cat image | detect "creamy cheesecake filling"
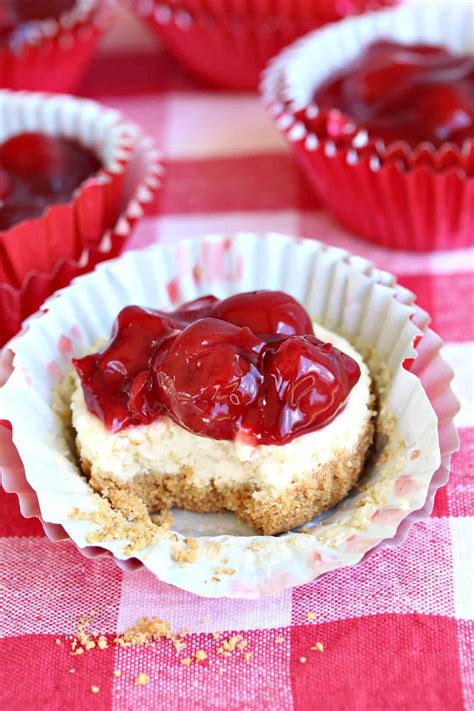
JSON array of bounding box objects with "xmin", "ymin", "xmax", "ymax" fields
[{"xmin": 71, "ymin": 324, "xmax": 373, "ymax": 496}]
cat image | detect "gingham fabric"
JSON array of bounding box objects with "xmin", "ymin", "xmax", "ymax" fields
[{"xmin": 1, "ymin": 9, "xmax": 473, "ymax": 711}]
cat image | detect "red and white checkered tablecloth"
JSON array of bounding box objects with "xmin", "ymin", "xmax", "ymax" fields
[{"xmin": 1, "ymin": 9, "xmax": 473, "ymax": 710}]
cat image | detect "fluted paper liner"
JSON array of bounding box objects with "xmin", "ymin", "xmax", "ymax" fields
[
  {"xmin": 130, "ymin": 0, "xmax": 397, "ymax": 91},
  {"xmin": 0, "ymin": 233, "xmax": 459, "ymax": 597},
  {"xmin": 261, "ymin": 0, "xmax": 474, "ymax": 250},
  {"xmin": 0, "ymin": 0, "xmax": 115, "ymax": 92},
  {"xmin": 0, "ymin": 90, "xmax": 163, "ymax": 344}
]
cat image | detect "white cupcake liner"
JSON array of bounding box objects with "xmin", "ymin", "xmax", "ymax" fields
[
  {"xmin": 261, "ymin": 0, "xmax": 474, "ymax": 250},
  {"xmin": 0, "ymin": 233, "xmax": 459, "ymax": 598}
]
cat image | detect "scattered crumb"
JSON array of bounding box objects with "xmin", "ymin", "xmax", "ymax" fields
[
  {"xmin": 171, "ymin": 538, "xmax": 198, "ymax": 563},
  {"xmin": 180, "ymin": 658, "xmax": 192, "ymax": 667},
  {"xmin": 214, "ymin": 567, "xmax": 236, "ymax": 576},
  {"xmin": 212, "ymin": 632, "xmax": 222, "ymax": 641},
  {"xmin": 55, "ymin": 639, "xmax": 62, "ymax": 645},
  {"xmin": 195, "ymin": 650, "xmax": 207, "ymax": 662},
  {"xmin": 306, "ymin": 611, "xmax": 315, "ymax": 621},
  {"xmin": 237, "ymin": 640, "xmax": 248, "ymax": 650},
  {"xmin": 113, "ymin": 670, "xmax": 121, "ymax": 678},
  {"xmin": 411, "ymin": 449, "xmax": 421, "ymax": 460},
  {"xmin": 97, "ymin": 636, "xmax": 108, "ymax": 650},
  {"xmin": 115, "ymin": 616, "xmax": 172, "ymax": 648},
  {"xmin": 70, "ymin": 492, "xmax": 161, "ymax": 556},
  {"xmin": 275, "ymin": 636, "xmax": 285, "ymax": 644},
  {"xmin": 299, "ymin": 657, "xmax": 307, "ymax": 664},
  {"xmin": 134, "ymin": 673, "xmax": 150, "ymax": 686},
  {"xmin": 311, "ymin": 642, "xmax": 324, "ymax": 652},
  {"xmin": 211, "ymin": 577, "xmax": 221, "ymax": 584},
  {"xmin": 85, "ymin": 640, "xmax": 96, "ymax": 651},
  {"xmin": 90, "ymin": 686, "xmax": 100, "ymax": 694},
  {"xmin": 244, "ymin": 652, "xmax": 253, "ymax": 662},
  {"xmin": 184, "ymin": 537, "xmax": 198, "ymax": 550},
  {"xmin": 70, "ymin": 647, "xmax": 84, "ymax": 656}
]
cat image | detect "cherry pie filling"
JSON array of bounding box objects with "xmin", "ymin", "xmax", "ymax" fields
[
  {"xmin": 0, "ymin": 0, "xmax": 76, "ymax": 46},
  {"xmin": 0, "ymin": 132, "xmax": 102, "ymax": 231},
  {"xmin": 313, "ymin": 40, "xmax": 474, "ymax": 149},
  {"xmin": 74, "ymin": 291, "xmax": 361, "ymax": 446}
]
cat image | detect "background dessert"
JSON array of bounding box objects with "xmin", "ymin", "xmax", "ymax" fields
[
  {"xmin": 0, "ymin": 90, "xmax": 163, "ymax": 346},
  {"xmin": 0, "ymin": 0, "xmax": 115, "ymax": 91},
  {"xmin": 262, "ymin": 0, "xmax": 474, "ymax": 250},
  {"xmin": 128, "ymin": 0, "xmax": 398, "ymax": 90}
]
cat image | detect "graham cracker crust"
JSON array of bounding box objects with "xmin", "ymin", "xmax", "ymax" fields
[{"xmin": 76, "ymin": 420, "xmax": 374, "ymax": 536}]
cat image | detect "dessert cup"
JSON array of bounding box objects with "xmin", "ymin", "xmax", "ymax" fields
[
  {"xmin": 0, "ymin": 232, "xmax": 459, "ymax": 598},
  {"xmin": 261, "ymin": 0, "xmax": 474, "ymax": 250}
]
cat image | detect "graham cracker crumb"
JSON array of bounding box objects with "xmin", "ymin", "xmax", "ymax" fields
[
  {"xmin": 90, "ymin": 686, "xmax": 100, "ymax": 694},
  {"xmin": 299, "ymin": 657, "xmax": 307, "ymax": 664},
  {"xmin": 244, "ymin": 652, "xmax": 253, "ymax": 662},
  {"xmin": 97, "ymin": 636, "xmax": 108, "ymax": 650},
  {"xmin": 183, "ymin": 537, "xmax": 198, "ymax": 550},
  {"xmin": 134, "ymin": 673, "xmax": 150, "ymax": 686},
  {"xmin": 113, "ymin": 670, "xmax": 121, "ymax": 678},
  {"xmin": 55, "ymin": 638, "xmax": 62, "ymax": 645},
  {"xmin": 275, "ymin": 636, "xmax": 285, "ymax": 644},
  {"xmin": 180, "ymin": 658, "xmax": 192, "ymax": 667},
  {"xmin": 214, "ymin": 567, "xmax": 236, "ymax": 576},
  {"xmin": 70, "ymin": 490, "xmax": 162, "ymax": 556},
  {"xmin": 411, "ymin": 449, "xmax": 421, "ymax": 460},
  {"xmin": 85, "ymin": 640, "xmax": 96, "ymax": 651},
  {"xmin": 306, "ymin": 612, "xmax": 315, "ymax": 621},
  {"xmin": 212, "ymin": 632, "xmax": 222, "ymax": 641},
  {"xmin": 195, "ymin": 650, "xmax": 207, "ymax": 662},
  {"xmin": 311, "ymin": 642, "xmax": 324, "ymax": 652},
  {"xmin": 171, "ymin": 543, "xmax": 199, "ymax": 564},
  {"xmin": 115, "ymin": 616, "xmax": 172, "ymax": 648}
]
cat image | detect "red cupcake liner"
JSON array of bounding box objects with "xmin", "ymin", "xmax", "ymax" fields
[
  {"xmin": 262, "ymin": 1, "xmax": 474, "ymax": 251},
  {"xmin": 130, "ymin": 0, "xmax": 397, "ymax": 91},
  {"xmin": 0, "ymin": 95, "xmax": 163, "ymax": 346},
  {"xmin": 0, "ymin": 0, "xmax": 115, "ymax": 92}
]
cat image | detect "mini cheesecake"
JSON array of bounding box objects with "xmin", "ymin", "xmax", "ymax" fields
[{"xmin": 71, "ymin": 291, "xmax": 374, "ymax": 535}]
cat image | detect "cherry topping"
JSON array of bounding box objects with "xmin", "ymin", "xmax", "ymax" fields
[
  {"xmin": 313, "ymin": 40, "xmax": 474, "ymax": 149},
  {"xmin": 0, "ymin": 132, "xmax": 102, "ymax": 231},
  {"xmin": 211, "ymin": 290, "xmax": 314, "ymax": 336},
  {"xmin": 0, "ymin": 0, "xmax": 75, "ymax": 46},
  {"xmin": 74, "ymin": 292, "xmax": 361, "ymax": 445}
]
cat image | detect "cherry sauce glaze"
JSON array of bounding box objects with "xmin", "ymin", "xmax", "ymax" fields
[
  {"xmin": 0, "ymin": 0, "xmax": 76, "ymax": 46},
  {"xmin": 313, "ymin": 40, "xmax": 474, "ymax": 149},
  {"xmin": 74, "ymin": 291, "xmax": 361, "ymax": 446},
  {"xmin": 0, "ymin": 132, "xmax": 102, "ymax": 231}
]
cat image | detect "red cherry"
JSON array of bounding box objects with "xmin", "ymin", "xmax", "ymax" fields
[
  {"xmin": 211, "ymin": 290, "xmax": 314, "ymax": 336},
  {"xmin": 153, "ymin": 318, "xmax": 265, "ymax": 440},
  {"xmin": 265, "ymin": 335, "xmax": 360, "ymax": 439}
]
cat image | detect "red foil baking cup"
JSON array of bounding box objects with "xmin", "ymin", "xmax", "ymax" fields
[
  {"xmin": 130, "ymin": 0, "xmax": 397, "ymax": 91},
  {"xmin": 0, "ymin": 0, "xmax": 115, "ymax": 92},
  {"xmin": 262, "ymin": 1, "xmax": 474, "ymax": 251},
  {"xmin": 0, "ymin": 95, "xmax": 163, "ymax": 345}
]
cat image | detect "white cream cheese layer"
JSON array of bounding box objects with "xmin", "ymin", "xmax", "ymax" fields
[{"xmin": 71, "ymin": 324, "xmax": 373, "ymax": 494}]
